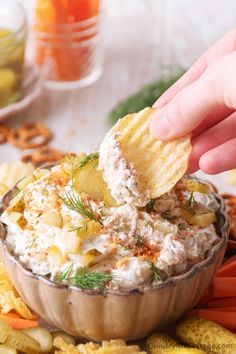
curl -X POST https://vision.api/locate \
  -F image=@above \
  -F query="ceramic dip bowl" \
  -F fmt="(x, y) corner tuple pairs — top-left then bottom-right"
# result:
(0, 185), (230, 341)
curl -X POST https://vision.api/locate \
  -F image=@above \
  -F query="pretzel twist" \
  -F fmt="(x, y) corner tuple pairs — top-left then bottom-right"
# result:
(22, 146), (64, 166)
(8, 122), (52, 150)
(0, 125), (9, 144)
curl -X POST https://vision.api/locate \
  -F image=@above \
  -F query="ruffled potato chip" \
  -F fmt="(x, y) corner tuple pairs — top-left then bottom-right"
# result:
(0, 183), (9, 197)
(54, 337), (84, 354)
(0, 161), (34, 191)
(111, 107), (192, 199)
(0, 262), (35, 319)
(54, 337), (146, 354)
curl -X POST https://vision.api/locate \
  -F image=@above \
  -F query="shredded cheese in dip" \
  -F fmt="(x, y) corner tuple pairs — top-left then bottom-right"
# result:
(1, 156), (220, 291)
(99, 132), (149, 206)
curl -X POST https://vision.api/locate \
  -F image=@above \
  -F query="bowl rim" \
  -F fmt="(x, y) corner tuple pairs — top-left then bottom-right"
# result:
(0, 187), (230, 297)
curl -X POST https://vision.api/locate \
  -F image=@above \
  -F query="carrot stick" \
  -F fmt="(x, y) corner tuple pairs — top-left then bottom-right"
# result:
(1, 312), (21, 319)
(217, 256), (236, 277)
(208, 297), (236, 308)
(211, 277), (236, 297)
(196, 289), (213, 308)
(190, 309), (236, 329)
(199, 306), (236, 312)
(221, 255), (236, 267)
(0, 314), (39, 329)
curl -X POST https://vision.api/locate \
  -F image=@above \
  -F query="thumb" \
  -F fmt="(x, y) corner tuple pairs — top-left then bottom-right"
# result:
(149, 53), (236, 140)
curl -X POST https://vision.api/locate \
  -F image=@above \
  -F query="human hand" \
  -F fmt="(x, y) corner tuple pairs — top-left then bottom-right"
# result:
(149, 28), (236, 174)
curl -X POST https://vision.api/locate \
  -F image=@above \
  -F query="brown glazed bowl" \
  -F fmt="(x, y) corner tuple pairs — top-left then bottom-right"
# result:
(0, 189), (230, 341)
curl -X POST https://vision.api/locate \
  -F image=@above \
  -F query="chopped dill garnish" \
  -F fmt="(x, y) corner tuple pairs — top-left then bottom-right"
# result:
(68, 222), (88, 233)
(55, 263), (74, 282)
(55, 265), (112, 290)
(29, 235), (38, 249)
(187, 192), (198, 210)
(121, 244), (132, 251)
(78, 152), (99, 168)
(161, 210), (178, 221)
(148, 261), (167, 284)
(68, 226), (83, 233)
(146, 199), (156, 213)
(41, 178), (49, 195)
(36, 212), (43, 218)
(59, 191), (103, 225)
(137, 233), (143, 247)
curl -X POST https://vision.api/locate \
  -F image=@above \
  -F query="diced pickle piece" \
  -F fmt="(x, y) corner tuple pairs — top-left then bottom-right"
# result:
(60, 153), (86, 176)
(185, 179), (210, 194)
(8, 211), (27, 229)
(0, 318), (40, 354)
(51, 331), (76, 346)
(81, 249), (101, 266)
(77, 220), (101, 239)
(181, 209), (216, 227)
(47, 246), (66, 265)
(21, 327), (53, 353)
(181, 208), (194, 223)
(9, 196), (25, 213)
(63, 232), (81, 254)
(17, 174), (36, 190)
(33, 168), (49, 179)
(0, 69), (17, 95)
(190, 212), (217, 227)
(74, 159), (117, 207)
(41, 211), (63, 228)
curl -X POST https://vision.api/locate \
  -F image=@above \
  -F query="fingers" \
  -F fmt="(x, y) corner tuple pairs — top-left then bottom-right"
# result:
(187, 111), (236, 173)
(192, 106), (233, 137)
(150, 52), (236, 140)
(199, 137), (236, 174)
(154, 27), (236, 108)
(150, 74), (218, 139)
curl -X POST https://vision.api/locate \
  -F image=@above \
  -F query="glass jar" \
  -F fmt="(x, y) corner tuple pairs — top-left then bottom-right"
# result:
(33, 0), (102, 90)
(0, 1), (27, 108)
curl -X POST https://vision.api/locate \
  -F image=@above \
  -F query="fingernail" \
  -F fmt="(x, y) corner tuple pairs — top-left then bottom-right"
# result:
(149, 112), (171, 139)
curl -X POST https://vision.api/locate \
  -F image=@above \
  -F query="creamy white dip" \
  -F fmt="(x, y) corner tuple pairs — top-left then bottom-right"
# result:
(1, 158), (220, 291)
(99, 132), (149, 206)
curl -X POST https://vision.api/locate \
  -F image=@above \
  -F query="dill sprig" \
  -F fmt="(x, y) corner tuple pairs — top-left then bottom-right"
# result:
(68, 226), (83, 233)
(55, 265), (112, 290)
(59, 191), (102, 225)
(137, 233), (143, 247)
(78, 152), (99, 168)
(69, 222), (88, 233)
(29, 235), (38, 249)
(146, 199), (156, 213)
(55, 263), (74, 282)
(186, 192), (198, 210)
(148, 261), (167, 284)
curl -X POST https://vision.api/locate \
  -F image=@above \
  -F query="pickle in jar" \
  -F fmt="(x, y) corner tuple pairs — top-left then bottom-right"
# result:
(0, 28), (26, 108)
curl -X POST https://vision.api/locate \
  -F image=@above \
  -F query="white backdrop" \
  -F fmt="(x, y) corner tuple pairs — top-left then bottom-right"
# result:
(2, 0), (236, 193)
